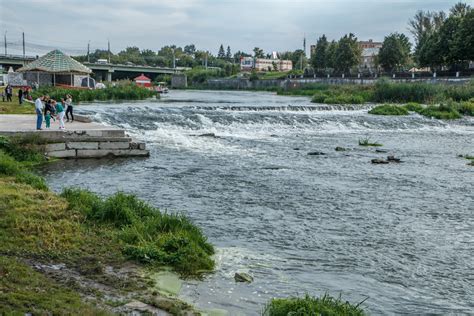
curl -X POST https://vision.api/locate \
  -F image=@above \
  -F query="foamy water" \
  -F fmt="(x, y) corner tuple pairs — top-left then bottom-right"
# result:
(42, 90), (474, 315)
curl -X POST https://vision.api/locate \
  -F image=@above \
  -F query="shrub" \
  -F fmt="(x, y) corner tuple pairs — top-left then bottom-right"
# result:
(373, 80), (438, 103)
(61, 189), (215, 275)
(369, 104), (409, 115)
(0, 135), (46, 164)
(403, 102), (423, 113)
(0, 150), (48, 190)
(0, 151), (22, 175)
(443, 84), (474, 101)
(32, 83), (156, 103)
(419, 103), (462, 120)
(263, 294), (367, 316)
(15, 172), (48, 191)
(455, 101), (474, 116)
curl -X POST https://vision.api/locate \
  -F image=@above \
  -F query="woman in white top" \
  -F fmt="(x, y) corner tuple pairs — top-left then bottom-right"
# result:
(65, 94), (74, 122)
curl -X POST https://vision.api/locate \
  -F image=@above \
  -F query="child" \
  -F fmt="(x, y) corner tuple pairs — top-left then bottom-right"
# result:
(54, 100), (65, 130)
(45, 109), (51, 128)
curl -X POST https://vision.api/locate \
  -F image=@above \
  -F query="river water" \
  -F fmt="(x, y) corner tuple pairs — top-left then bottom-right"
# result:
(41, 90), (473, 315)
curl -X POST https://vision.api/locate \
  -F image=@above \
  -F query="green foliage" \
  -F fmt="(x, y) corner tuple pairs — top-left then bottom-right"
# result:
(308, 84), (372, 104)
(378, 33), (412, 72)
(334, 33), (362, 73)
(0, 135), (46, 164)
(369, 104), (409, 115)
(419, 103), (462, 119)
(0, 257), (108, 315)
(32, 83), (156, 103)
(373, 80), (438, 103)
(403, 102), (424, 112)
(311, 35), (329, 71)
(263, 294), (366, 316)
(61, 188), (215, 275)
(249, 70), (260, 82)
(186, 67), (226, 85)
(455, 100), (474, 116)
(358, 137), (383, 147)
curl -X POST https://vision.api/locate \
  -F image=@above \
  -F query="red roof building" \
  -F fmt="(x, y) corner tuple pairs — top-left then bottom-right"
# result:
(134, 74), (152, 87)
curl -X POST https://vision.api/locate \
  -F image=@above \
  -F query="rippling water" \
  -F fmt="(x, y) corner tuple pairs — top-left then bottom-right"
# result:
(41, 90), (474, 315)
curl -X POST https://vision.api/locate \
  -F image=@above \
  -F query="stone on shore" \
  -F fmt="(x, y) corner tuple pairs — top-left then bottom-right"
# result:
(307, 151), (326, 156)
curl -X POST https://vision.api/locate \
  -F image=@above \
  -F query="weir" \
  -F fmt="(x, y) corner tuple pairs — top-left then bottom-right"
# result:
(0, 114), (149, 158)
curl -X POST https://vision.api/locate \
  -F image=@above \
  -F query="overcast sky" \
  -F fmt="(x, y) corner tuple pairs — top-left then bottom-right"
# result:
(0, 0), (470, 56)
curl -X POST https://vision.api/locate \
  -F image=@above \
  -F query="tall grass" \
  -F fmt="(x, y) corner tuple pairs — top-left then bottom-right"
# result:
(263, 294), (367, 316)
(0, 150), (48, 190)
(61, 188), (215, 275)
(32, 83), (156, 103)
(368, 104), (409, 116)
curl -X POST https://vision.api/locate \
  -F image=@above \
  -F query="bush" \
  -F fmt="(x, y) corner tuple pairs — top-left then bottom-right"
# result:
(263, 294), (367, 316)
(373, 80), (438, 103)
(0, 135), (46, 164)
(0, 150), (48, 190)
(455, 101), (474, 116)
(369, 104), (409, 115)
(61, 189), (215, 275)
(443, 84), (474, 101)
(403, 102), (423, 113)
(32, 83), (156, 103)
(419, 103), (462, 120)
(15, 172), (48, 191)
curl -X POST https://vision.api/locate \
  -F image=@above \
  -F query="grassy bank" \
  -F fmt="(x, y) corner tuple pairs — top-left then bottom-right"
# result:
(0, 88), (35, 114)
(368, 100), (474, 119)
(263, 294), (366, 316)
(275, 80), (474, 108)
(0, 136), (213, 314)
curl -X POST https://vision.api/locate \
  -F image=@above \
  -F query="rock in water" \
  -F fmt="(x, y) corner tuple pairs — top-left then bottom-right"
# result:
(371, 158), (389, 164)
(307, 151), (326, 156)
(376, 149), (388, 153)
(387, 155), (401, 163)
(335, 147), (347, 151)
(234, 272), (253, 283)
(198, 132), (218, 138)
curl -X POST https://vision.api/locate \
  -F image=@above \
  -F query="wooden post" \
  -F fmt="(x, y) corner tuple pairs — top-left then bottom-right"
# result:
(53, 73), (56, 86)
(70, 73), (73, 87)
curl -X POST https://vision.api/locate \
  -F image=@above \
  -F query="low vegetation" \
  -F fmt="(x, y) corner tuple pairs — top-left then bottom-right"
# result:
(419, 104), (462, 120)
(403, 102), (423, 112)
(368, 104), (409, 115)
(358, 137), (383, 147)
(0, 137), (214, 314)
(263, 294), (367, 316)
(31, 82), (157, 103)
(0, 88), (35, 114)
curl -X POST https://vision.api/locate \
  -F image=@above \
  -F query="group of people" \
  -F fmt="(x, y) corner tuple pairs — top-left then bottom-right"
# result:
(34, 94), (74, 130)
(2, 84), (33, 104)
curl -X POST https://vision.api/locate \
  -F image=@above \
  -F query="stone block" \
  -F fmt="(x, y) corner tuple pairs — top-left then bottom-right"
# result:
(99, 141), (131, 149)
(47, 150), (76, 158)
(138, 142), (146, 150)
(45, 143), (66, 152)
(76, 149), (149, 158)
(76, 149), (113, 158)
(67, 142), (99, 150)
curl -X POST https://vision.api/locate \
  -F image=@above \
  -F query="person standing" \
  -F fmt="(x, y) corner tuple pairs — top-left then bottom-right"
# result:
(65, 94), (74, 122)
(54, 100), (65, 130)
(5, 84), (13, 102)
(34, 95), (45, 130)
(18, 88), (23, 105)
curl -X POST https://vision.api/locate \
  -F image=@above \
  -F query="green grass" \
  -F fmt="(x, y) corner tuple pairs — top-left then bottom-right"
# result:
(61, 188), (215, 276)
(403, 102), (423, 112)
(0, 257), (110, 315)
(32, 83), (157, 103)
(263, 294), (367, 316)
(358, 137), (383, 147)
(0, 88), (35, 114)
(368, 104), (409, 116)
(419, 104), (462, 120)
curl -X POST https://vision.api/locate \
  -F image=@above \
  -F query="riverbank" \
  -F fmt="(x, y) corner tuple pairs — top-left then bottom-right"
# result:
(0, 138), (214, 314)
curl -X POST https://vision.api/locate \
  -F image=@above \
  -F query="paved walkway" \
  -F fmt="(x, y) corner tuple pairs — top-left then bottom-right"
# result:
(0, 114), (118, 132)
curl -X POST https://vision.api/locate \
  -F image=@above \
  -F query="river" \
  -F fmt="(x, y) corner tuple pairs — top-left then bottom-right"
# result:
(40, 90), (474, 315)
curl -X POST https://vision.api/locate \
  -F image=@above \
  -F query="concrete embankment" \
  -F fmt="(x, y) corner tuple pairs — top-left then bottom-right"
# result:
(0, 114), (149, 158)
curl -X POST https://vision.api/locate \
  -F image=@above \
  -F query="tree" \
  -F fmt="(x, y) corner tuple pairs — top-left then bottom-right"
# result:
(311, 34), (329, 71)
(326, 40), (338, 70)
(334, 33), (361, 73)
(450, 2), (471, 17)
(291, 49), (307, 70)
(226, 46), (232, 61)
(456, 9), (474, 61)
(253, 47), (264, 58)
(184, 44), (196, 55)
(218, 44), (225, 58)
(378, 33), (411, 72)
(409, 10), (446, 63)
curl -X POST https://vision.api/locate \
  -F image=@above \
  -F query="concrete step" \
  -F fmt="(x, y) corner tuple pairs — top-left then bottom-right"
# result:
(0, 129), (125, 139)
(47, 148), (149, 159)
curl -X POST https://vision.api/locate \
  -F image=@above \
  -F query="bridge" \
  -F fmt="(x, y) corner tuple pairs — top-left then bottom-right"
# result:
(0, 54), (187, 81)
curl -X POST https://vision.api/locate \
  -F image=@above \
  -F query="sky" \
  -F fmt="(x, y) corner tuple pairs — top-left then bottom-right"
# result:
(0, 0), (471, 56)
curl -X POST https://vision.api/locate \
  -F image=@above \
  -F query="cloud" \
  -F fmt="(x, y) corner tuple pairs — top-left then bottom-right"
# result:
(0, 0), (465, 56)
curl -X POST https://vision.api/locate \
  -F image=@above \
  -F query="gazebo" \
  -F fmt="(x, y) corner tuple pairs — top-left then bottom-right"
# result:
(17, 49), (92, 87)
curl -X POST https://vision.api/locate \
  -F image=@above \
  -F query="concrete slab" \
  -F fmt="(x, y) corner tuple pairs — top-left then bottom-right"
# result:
(67, 142), (99, 150)
(0, 114), (119, 132)
(99, 141), (131, 149)
(47, 150), (77, 158)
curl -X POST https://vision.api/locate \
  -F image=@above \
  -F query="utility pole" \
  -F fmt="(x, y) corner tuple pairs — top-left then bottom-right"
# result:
(4, 31), (7, 55)
(107, 40), (110, 63)
(22, 32), (25, 58)
(87, 40), (90, 63)
(205, 51), (208, 69)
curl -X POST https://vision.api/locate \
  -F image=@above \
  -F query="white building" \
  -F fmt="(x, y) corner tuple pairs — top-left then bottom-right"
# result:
(240, 57), (292, 72)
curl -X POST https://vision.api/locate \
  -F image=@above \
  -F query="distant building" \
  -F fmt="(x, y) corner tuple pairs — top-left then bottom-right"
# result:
(240, 57), (292, 72)
(310, 44), (316, 58)
(134, 74), (152, 87)
(359, 39), (383, 49)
